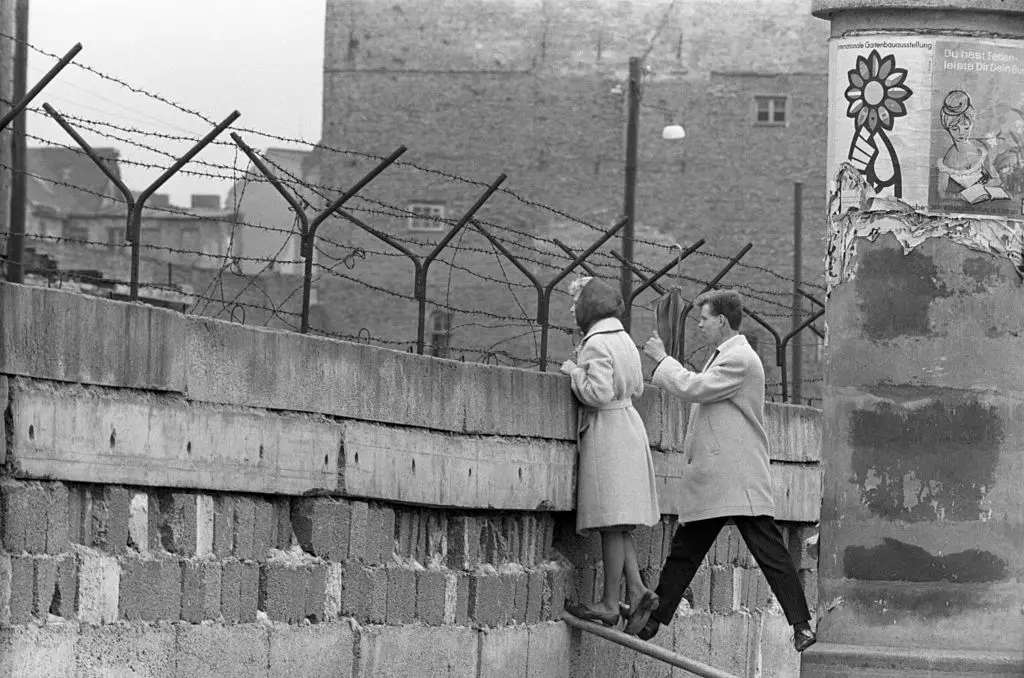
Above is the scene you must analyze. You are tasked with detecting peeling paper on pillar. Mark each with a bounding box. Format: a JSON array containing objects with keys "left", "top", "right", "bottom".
[{"left": 825, "top": 34, "right": 1024, "bottom": 293}]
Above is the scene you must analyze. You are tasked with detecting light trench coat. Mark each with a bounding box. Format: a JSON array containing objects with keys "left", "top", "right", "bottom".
[
  {"left": 568, "top": 318, "right": 660, "bottom": 533},
  {"left": 652, "top": 334, "right": 775, "bottom": 524}
]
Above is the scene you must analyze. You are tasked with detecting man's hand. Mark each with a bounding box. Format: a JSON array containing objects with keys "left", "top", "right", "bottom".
[
  {"left": 559, "top": 359, "right": 577, "bottom": 375},
  {"left": 643, "top": 333, "right": 667, "bottom": 362}
]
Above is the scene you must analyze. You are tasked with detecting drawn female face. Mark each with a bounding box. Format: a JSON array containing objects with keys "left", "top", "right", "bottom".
[{"left": 947, "top": 115, "right": 974, "bottom": 143}]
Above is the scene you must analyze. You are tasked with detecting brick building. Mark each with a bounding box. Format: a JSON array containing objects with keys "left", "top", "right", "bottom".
[{"left": 308, "top": 0, "right": 829, "bottom": 400}]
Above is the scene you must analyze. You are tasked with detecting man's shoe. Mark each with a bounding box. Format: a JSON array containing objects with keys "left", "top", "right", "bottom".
[
  {"left": 793, "top": 627, "right": 816, "bottom": 652},
  {"left": 637, "top": 617, "right": 661, "bottom": 641}
]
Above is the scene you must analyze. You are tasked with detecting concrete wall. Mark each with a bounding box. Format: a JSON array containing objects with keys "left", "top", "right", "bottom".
[
  {"left": 0, "top": 0, "right": 14, "bottom": 258},
  {"left": 0, "top": 282, "right": 822, "bottom": 677}
]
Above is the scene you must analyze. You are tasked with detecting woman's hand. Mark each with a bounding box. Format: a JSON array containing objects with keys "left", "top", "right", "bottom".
[
  {"left": 559, "top": 359, "right": 577, "bottom": 375},
  {"left": 643, "top": 333, "right": 668, "bottom": 362}
]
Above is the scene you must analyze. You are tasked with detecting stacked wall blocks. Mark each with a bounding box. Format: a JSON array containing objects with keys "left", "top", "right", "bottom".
[{"left": 0, "top": 283, "right": 821, "bottom": 677}]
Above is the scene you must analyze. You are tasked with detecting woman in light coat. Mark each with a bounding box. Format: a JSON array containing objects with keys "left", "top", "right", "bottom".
[{"left": 559, "top": 276, "right": 660, "bottom": 629}]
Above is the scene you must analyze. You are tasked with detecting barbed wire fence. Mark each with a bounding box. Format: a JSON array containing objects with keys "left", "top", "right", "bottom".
[{"left": 0, "top": 33, "right": 825, "bottom": 405}]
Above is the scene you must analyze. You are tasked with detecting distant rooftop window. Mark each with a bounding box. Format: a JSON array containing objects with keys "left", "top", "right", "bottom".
[
  {"left": 407, "top": 203, "right": 446, "bottom": 232},
  {"left": 754, "top": 95, "right": 788, "bottom": 126}
]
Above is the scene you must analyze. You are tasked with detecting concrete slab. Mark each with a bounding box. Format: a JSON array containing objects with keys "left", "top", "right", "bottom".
[
  {"left": 268, "top": 621, "right": 355, "bottom": 677},
  {"left": 0, "top": 622, "right": 77, "bottom": 678},
  {"left": 801, "top": 642, "right": 1024, "bottom": 677},
  {"left": 526, "top": 622, "right": 571, "bottom": 678},
  {"left": 175, "top": 624, "right": 270, "bottom": 678},
  {"left": 340, "top": 421, "right": 575, "bottom": 510},
  {"left": 184, "top": 316, "right": 576, "bottom": 440},
  {"left": 75, "top": 623, "right": 177, "bottom": 677},
  {"left": 76, "top": 549, "right": 119, "bottom": 625},
  {"left": 0, "top": 282, "right": 183, "bottom": 391},
  {"left": 356, "top": 624, "right": 479, "bottom": 677},
  {"left": 765, "top": 403, "right": 822, "bottom": 463},
  {"left": 8, "top": 380, "right": 342, "bottom": 495},
  {"left": 653, "top": 451, "right": 822, "bottom": 522}
]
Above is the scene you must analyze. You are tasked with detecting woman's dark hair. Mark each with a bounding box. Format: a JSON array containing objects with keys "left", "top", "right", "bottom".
[
  {"left": 574, "top": 278, "right": 624, "bottom": 331},
  {"left": 694, "top": 289, "right": 743, "bottom": 330}
]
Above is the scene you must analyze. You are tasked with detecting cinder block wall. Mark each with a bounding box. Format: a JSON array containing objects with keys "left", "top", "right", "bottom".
[{"left": 0, "top": 282, "right": 821, "bottom": 677}]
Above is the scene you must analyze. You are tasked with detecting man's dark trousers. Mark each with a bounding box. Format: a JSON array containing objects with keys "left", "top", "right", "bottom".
[{"left": 651, "top": 515, "right": 811, "bottom": 625}]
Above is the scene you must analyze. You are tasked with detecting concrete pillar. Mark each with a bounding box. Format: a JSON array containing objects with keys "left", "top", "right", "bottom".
[{"left": 806, "top": 1, "right": 1024, "bottom": 675}]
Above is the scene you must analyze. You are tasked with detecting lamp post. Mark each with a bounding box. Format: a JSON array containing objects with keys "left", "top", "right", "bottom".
[{"left": 619, "top": 56, "right": 685, "bottom": 332}]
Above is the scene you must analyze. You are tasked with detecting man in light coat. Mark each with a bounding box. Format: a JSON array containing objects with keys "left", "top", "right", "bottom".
[{"left": 635, "top": 289, "right": 816, "bottom": 652}]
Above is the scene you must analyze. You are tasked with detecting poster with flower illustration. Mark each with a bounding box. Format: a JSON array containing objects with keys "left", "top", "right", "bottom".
[
  {"left": 928, "top": 40, "right": 1024, "bottom": 217},
  {"left": 827, "top": 37, "right": 936, "bottom": 209}
]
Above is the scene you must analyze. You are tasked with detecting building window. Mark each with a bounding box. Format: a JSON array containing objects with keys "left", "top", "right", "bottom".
[
  {"left": 754, "top": 96, "right": 788, "bottom": 125},
  {"left": 428, "top": 309, "right": 452, "bottom": 358},
  {"left": 407, "top": 203, "right": 446, "bottom": 232}
]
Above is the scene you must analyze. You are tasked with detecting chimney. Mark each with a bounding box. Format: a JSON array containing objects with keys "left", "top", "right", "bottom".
[{"left": 191, "top": 194, "right": 220, "bottom": 210}]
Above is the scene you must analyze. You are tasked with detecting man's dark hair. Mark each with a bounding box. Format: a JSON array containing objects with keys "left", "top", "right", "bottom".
[{"left": 694, "top": 289, "right": 743, "bottom": 330}]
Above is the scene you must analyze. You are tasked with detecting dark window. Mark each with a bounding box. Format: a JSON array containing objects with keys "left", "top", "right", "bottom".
[{"left": 754, "top": 96, "right": 788, "bottom": 125}]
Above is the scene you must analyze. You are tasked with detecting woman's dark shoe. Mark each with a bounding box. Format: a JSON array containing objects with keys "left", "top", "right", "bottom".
[
  {"left": 623, "top": 590, "right": 660, "bottom": 635},
  {"left": 637, "top": 617, "right": 661, "bottom": 641},
  {"left": 564, "top": 601, "right": 621, "bottom": 627},
  {"left": 793, "top": 626, "right": 816, "bottom": 652}
]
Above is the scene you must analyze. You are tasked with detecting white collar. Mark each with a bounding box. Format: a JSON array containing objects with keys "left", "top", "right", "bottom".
[
  {"left": 582, "top": 317, "right": 625, "bottom": 341},
  {"left": 715, "top": 333, "right": 747, "bottom": 353}
]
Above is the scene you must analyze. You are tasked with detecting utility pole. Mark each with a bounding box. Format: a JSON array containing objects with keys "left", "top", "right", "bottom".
[
  {"left": 6, "top": 0, "right": 28, "bottom": 283},
  {"left": 620, "top": 56, "right": 641, "bottom": 331},
  {"left": 791, "top": 181, "right": 803, "bottom": 403}
]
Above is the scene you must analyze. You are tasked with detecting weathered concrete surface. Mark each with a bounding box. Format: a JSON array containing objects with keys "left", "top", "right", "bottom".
[
  {"left": 802, "top": 643, "right": 1024, "bottom": 677},
  {"left": 818, "top": 238, "right": 1024, "bottom": 658},
  {"left": 7, "top": 379, "right": 342, "bottom": 495},
  {"left": 0, "top": 283, "right": 183, "bottom": 391},
  {"left": 356, "top": 624, "right": 479, "bottom": 677},
  {"left": 340, "top": 421, "right": 576, "bottom": 510},
  {"left": 0, "top": 623, "right": 77, "bottom": 678},
  {"left": 184, "top": 316, "right": 576, "bottom": 440},
  {"left": 74, "top": 624, "right": 177, "bottom": 678},
  {"left": 175, "top": 624, "right": 270, "bottom": 678},
  {"left": 268, "top": 621, "right": 355, "bottom": 677}
]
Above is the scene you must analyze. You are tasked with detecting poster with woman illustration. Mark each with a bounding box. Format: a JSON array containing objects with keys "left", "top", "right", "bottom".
[{"left": 929, "top": 40, "right": 1024, "bottom": 216}]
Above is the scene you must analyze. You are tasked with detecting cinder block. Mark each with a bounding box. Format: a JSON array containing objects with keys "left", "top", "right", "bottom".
[
  {"left": 77, "top": 548, "right": 120, "bottom": 625},
  {"left": 509, "top": 570, "right": 529, "bottom": 624},
  {"left": 119, "top": 556, "right": 182, "bottom": 622},
  {"left": 355, "top": 625, "right": 478, "bottom": 677},
  {"left": 741, "top": 566, "right": 773, "bottom": 612},
  {"left": 519, "top": 515, "right": 537, "bottom": 566},
  {"left": 415, "top": 568, "right": 447, "bottom": 626},
  {"left": 632, "top": 525, "right": 654, "bottom": 571},
  {"left": 672, "top": 611, "right": 713, "bottom": 667},
  {"left": 414, "top": 510, "right": 430, "bottom": 563},
  {"left": 9, "top": 556, "right": 33, "bottom": 623},
  {"left": 455, "top": 572, "right": 470, "bottom": 625},
  {"left": 536, "top": 514, "right": 555, "bottom": 562},
  {"left": 0, "top": 554, "right": 10, "bottom": 625},
  {"left": 709, "top": 609, "right": 757, "bottom": 676},
  {"left": 195, "top": 495, "right": 215, "bottom": 556},
  {"left": 323, "top": 562, "right": 344, "bottom": 622},
  {"left": 233, "top": 496, "right": 256, "bottom": 561},
  {"left": 220, "top": 558, "right": 242, "bottom": 623},
  {"left": 394, "top": 509, "right": 418, "bottom": 561},
  {"left": 94, "top": 486, "right": 131, "bottom": 553},
  {"left": 386, "top": 564, "right": 416, "bottom": 625},
  {"left": 555, "top": 522, "right": 601, "bottom": 567},
  {"left": 269, "top": 622, "right": 355, "bottom": 678},
  {"left": 425, "top": 512, "right": 447, "bottom": 565},
  {"left": 711, "top": 526, "right": 732, "bottom": 566},
  {"left": 574, "top": 564, "right": 600, "bottom": 605},
  {"left": 710, "top": 565, "right": 741, "bottom": 614},
  {"left": 239, "top": 561, "right": 260, "bottom": 623},
  {"left": 213, "top": 495, "right": 235, "bottom": 557},
  {"left": 176, "top": 624, "right": 270, "bottom": 678},
  {"left": 527, "top": 622, "right": 571, "bottom": 678},
  {"left": 542, "top": 566, "right": 568, "bottom": 620},
  {"left": 689, "top": 563, "right": 711, "bottom": 611},
  {"left": 469, "top": 573, "right": 504, "bottom": 627},
  {"left": 503, "top": 516, "right": 521, "bottom": 565},
  {"left": 259, "top": 561, "right": 306, "bottom": 623},
  {"left": 446, "top": 515, "right": 480, "bottom": 570},
  {"left": 128, "top": 492, "right": 149, "bottom": 553},
  {"left": 304, "top": 563, "right": 328, "bottom": 622},
  {"left": 479, "top": 626, "right": 529, "bottom": 678},
  {"left": 1, "top": 481, "right": 49, "bottom": 553},
  {"left": 67, "top": 484, "right": 90, "bottom": 546},
  {"left": 53, "top": 554, "right": 77, "bottom": 618},
  {"left": 150, "top": 492, "right": 199, "bottom": 556},
  {"left": 252, "top": 498, "right": 274, "bottom": 562},
  {"left": 525, "top": 569, "right": 545, "bottom": 623},
  {"left": 272, "top": 497, "right": 293, "bottom": 550},
  {"left": 45, "top": 483, "right": 70, "bottom": 554},
  {"left": 341, "top": 563, "right": 386, "bottom": 624},
  {"left": 367, "top": 502, "right": 395, "bottom": 565},
  {"left": 346, "top": 500, "right": 369, "bottom": 562},
  {"left": 74, "top": 623, "right": 177, "bottom": 676},
  {"left": 291, "top": 498, "right": 348, "bottom": 561},
  {"left": 479, "top": 518, "right": 500, "bottom": 564},
  {"left": 182, "top": 559, "right": 222, "bottom": 622},
  {"left": 33, "top": 557, "right": 57, "bottom": 617}
]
